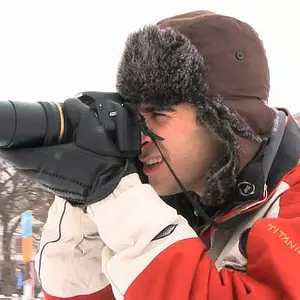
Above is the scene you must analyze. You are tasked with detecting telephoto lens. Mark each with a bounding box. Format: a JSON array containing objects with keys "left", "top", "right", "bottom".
[{"left": 0, "top": 100, "right": 66, "bottom": 148}]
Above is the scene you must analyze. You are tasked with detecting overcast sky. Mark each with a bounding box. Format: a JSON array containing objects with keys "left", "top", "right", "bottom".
[{"left": 0, "top": 0, "right": 299, "bottom": 114}]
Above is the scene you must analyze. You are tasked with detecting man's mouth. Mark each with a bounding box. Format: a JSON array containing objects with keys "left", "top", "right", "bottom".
[
  {"left": 144, "top": 157, "right": 163, "bottom": 166},
  {"left": 142, "top": 157, "right": 163, "bottom": 174}
]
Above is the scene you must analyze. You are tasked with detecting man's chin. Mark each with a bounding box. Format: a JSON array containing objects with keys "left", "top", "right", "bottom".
[{"left": 149, "top": 181, "right": 181, "bottom": 196}]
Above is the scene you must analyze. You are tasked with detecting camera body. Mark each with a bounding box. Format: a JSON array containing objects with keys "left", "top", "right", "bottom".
[{"left": 76, "top": 92, "right": 141, "bottom": 157}]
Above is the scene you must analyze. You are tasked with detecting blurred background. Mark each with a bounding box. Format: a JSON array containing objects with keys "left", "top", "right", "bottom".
[
  {"left": 0, "top": 0, "right": 299, "bottom": 298},
  {"left": 0, "top": 162, "right": 53, "bottom": 298}
]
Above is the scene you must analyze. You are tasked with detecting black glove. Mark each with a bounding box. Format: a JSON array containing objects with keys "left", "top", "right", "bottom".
[{"left": 0, "top": 98, "right": 135, "bottom": 208}]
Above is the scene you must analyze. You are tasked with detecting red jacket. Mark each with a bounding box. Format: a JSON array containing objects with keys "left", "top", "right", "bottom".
[{"left": 36, "top": 110, "right": 300, "bottom": 299}]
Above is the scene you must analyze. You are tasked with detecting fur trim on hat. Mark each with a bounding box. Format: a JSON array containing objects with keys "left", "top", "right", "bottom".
[{"left": 116, "top": 25, "right": 208, "bottom": 106}]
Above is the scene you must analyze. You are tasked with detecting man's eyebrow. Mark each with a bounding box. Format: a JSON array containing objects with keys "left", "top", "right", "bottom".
[{"left": 139, "top": 106, "right": 175, "bottom": 113}]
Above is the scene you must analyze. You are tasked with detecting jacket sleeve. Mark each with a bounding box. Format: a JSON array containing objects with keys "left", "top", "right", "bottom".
[
  {"left": 35, "top": 196, "right": 115, "bottom": 300},
  {"left": 86, "top": 173, "right": 300, "bottom": 300}
]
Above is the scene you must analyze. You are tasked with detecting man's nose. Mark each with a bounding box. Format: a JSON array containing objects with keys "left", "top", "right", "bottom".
[{"left": 141, "top": 131, "right": 152, "bottom": 147}]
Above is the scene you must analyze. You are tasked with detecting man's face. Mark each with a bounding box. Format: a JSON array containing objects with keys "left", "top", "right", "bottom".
[{"left": 139, "top": 103, "right": 222, "bottom": 196}]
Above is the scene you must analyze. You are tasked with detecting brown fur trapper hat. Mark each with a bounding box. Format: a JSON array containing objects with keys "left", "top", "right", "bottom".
[{"left": 116, "top": 10, "right": 276, "bottom": 206}]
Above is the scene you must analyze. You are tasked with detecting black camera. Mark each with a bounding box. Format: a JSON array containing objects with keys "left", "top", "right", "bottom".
[{"left": 0, "top": 92, "right": 141, "bottom": 157}]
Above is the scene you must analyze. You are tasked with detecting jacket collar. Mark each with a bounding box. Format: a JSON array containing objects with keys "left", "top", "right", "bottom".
[{"left": 206, "top": 109, "right": 300, "bottom": 230}]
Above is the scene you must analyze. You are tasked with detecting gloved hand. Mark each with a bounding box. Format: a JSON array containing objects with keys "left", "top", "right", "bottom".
[{"left": 0, "top": 98, "right": 135, "bottom": 208}]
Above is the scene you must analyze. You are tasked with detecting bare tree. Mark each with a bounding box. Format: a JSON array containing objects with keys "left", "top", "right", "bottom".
[{"left": 0, "top": 159, "right": 54, "bottom": 295}]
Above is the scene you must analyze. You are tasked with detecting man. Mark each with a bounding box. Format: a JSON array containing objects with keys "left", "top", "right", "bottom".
[
  {"left": 2, "top": 10, "right": 300, "bottom": 300},
  {"left": 15, "top": 269, "right": 23, "bottom": 298}
]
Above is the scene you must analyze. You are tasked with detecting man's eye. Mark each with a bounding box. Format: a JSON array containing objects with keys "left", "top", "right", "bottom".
[{"left": 152, "top": 112, "right": 166, "bottom": 118}]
